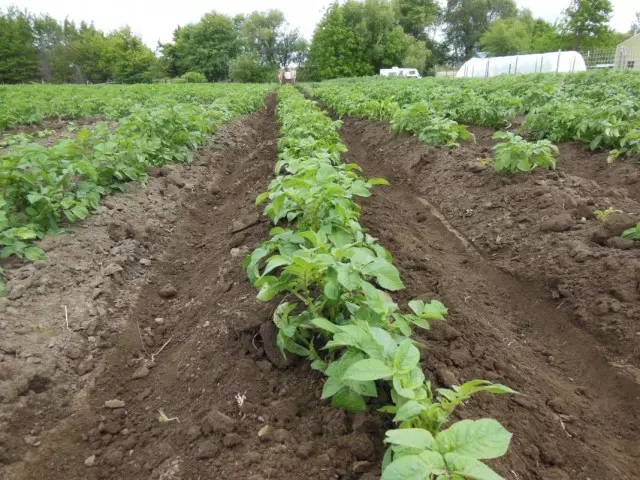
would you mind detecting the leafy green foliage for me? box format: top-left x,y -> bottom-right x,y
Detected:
392,103 -> 473,147
492,131 -> 558,173
622,223 -> 640,240
246,86 -> 514,480
181,71 -> 208,83
0,83 -> 269,293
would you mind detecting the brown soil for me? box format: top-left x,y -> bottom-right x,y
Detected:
1,98 -> 386,480
3,96 -> 640,480
340,116 -> 640,479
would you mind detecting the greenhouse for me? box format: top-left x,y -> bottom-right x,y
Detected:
456,51 -> 587,78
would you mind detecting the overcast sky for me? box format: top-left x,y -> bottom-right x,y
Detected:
4,0 -> 637,48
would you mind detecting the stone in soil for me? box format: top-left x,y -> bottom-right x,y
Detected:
204,408 -> 237,434
104,399 -> 125,409
84,455 -> 96,467
158,284 -> 178,298
130,365 -> 150,380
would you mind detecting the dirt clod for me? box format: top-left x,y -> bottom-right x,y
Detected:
260,322 -> 294,369
158,284 -> 178,298
130,365 -> 150,380
104,399 -> 125,409
204,409 -> 237,434
540,214 -> 574,232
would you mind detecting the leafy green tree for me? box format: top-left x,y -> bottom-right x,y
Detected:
305,2 -> 374,79
229,53 -> 273,82
0,7 -> 38,83
108,27 -> 156,83
561,0 -> 614,50
443,0 -> 518,59
392,0 -> 439,38
403,36 -> 431,71
276,31 -> 309,68
480,18 -> 531,55
237,10 -> 285,66
162,12 -> 239,81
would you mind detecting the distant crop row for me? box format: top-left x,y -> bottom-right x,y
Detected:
306,70 -> 640,161
0,84 -> 255,131
0,84 -> 269,293
246,85 -> 515,479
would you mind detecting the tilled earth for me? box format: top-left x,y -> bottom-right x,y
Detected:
1,98 -> 639,480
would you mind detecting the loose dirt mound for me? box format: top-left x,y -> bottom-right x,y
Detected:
341,117 -> 640,479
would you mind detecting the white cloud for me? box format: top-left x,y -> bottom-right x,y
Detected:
3,0 -> 636,49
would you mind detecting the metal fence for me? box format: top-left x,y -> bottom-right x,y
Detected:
435,46 -> 640,77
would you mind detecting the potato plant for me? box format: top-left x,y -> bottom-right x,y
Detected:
246,86 -> 515,479
492,131 -> 559,173
307,70 -> 640,160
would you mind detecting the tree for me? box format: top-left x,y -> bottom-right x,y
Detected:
161,12 -> 239,81
480,18 -> 530,56
392,0 -> 439,38
228,53 -> 272,82
443,0 -> 518,60
0,7 -> 38,83
306,0 -> 434,80
276,31 -> 308,68
403,36 -> 431,71
561,0 -> 613,50
108,27 -> 156,83
238,10 -> 285,66
632,12 -> 640,35
305,2 -> 374,79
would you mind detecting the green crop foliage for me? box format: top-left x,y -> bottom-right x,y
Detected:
622,223 -> 640,240
392,103 -> 474,148
0,83 -> 270,293
246,85 -> 515,480
492,131 -> 558,173
305,70 -> 640,159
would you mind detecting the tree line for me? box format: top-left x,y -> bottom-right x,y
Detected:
1,1 -> 637,84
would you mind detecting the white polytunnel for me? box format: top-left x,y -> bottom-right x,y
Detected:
455,51 -> 588,78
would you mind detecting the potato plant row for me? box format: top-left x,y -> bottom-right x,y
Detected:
0,84 -> 270,294
306,70 -> 640,161
245,85 -> 515,479
0,83 -> 254,131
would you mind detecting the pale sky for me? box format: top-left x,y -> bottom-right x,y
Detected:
4,0 -> 638,48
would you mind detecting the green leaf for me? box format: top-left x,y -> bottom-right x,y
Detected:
71,205 -> 90,220
444,453 -> 503,480
393,340 -> 420,374
382,451 -> 445,480
311,317 -> 339,333
362,260 -> 404,291
321,377 -> 344,399
436,419 -> 512,460
343,358 -> 393,381
23,247 -> 46,261
394,400 -> 425,422
331,388 -> 366,413
255,191 -> 269,205
385,428 -> 436,450
368,177 -> 390,185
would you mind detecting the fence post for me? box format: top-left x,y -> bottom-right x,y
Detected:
514,56 -> 518,74
540,55 -> 544,72
556,50 -> 561,72
509,63 -> 511,75
485,59 -> 490,78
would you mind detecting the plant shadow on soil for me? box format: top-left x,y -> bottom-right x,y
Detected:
2,97 -> 640,480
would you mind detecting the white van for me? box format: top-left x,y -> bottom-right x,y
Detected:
379,66 -> 421,78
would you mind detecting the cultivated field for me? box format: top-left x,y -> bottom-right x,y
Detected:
0,72 -> 639,480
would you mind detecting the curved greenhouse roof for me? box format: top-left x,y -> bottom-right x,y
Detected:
456,51 -> 587,78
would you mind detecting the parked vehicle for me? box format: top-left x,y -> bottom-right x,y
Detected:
379,66 -> 421,78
